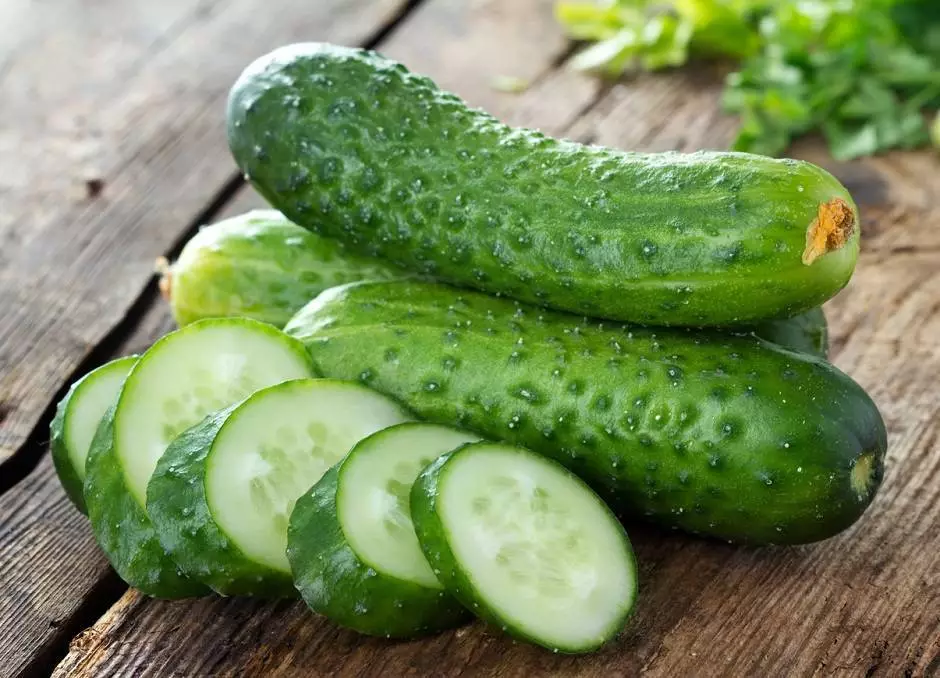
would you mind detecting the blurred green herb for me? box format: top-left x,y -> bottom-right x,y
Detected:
555,0 -> 940,158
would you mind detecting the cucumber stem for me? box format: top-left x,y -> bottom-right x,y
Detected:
155,256 -> 173,301
802,198 -> 855,265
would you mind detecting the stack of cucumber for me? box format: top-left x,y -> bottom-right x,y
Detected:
51,43 -> 887,654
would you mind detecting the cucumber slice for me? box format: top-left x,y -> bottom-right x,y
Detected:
410,442 -> 638,654
148,379 -> 412,597
288,423 -> 476,637
50,356 -> 138,513
84,318 -> 314,598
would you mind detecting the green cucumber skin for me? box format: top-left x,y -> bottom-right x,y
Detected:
167,211 -> 828,355
288,464 -> 470,638
146,407 -> 295,599
84,407 -> 209,599
752,306 -> 828,359
50,356 -> 139,514
229,43 -> 859,327
167,210 -> 399,327
410,444 -> 637,654
285,280 -> 887,545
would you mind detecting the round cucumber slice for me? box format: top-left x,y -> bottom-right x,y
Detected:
149,379 -> 412,597
410,442 -> 638,654
50,355 -> 138,513
288,423 -> 476,637
84,318 -> 314,598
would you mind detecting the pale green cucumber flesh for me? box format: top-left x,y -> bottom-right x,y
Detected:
148,379 -> 411,596
411,442 -> 637,653
85,318 -> 313,595
50,355 -> 138,513
229,43 -> 859,326
337,422 -> 479,588
167,209 -> 399,327
288,424 -> 475,638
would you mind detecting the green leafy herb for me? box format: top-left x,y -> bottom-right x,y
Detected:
556,0 -> 940,158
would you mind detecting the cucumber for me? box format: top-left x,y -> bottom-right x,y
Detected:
228,43 -> 859,327
84,318 -> 314,598
288,422 -> 476,637
284,280 -> 887,545
410,441 -> 638,653
159,209 -> 399,328
50,356 -> 138,513
159,211 -> 829,357
147,378 -> 412,597
752,306 -> 828,359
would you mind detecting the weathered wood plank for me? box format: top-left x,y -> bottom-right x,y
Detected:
0,301 -> 175,678
0,0 -> 410,467
48,3 -> 940,678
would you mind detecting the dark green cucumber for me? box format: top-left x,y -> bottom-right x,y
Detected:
147,378 -> 411,597
285,280 -> 887,545
50,355 -> 138,513
751,306 -> 828,359
160,209 -> 399,327
161,210 -> 828,355
411,441 -> 637,653
288,423 -> 475,637
229,43 -> 860,326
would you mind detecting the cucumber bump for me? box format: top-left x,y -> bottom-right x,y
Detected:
229,43 -> 859,326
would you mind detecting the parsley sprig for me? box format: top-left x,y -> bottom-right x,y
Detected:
556,0 -> 940,158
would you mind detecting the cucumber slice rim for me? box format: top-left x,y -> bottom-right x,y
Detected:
203,378 -> 414,574
336,422 -> 480,589
425,441 -> 638,653
113,317 -> 313,508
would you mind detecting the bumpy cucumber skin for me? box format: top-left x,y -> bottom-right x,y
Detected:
229,43 -> 859,327
50,356 -> 139,514
146,407 -> 295,598
285,280 -> 887,545
167,210 -> 399,327
410,444 -> 637,654
84,407 -> 209,599
288,464 -> 470,638
752,307 -> 828,359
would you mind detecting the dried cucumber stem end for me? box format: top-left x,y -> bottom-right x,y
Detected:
850,451 -> 880,502
155,256 -> 172,301
802,198 -> 856,265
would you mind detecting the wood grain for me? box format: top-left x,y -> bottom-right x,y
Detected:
0,0 -> 409,466
48,1 -> 940,677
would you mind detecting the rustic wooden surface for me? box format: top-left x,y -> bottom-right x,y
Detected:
1,0 -> 938,676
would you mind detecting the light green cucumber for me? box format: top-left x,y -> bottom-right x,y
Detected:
147,378 -> 412,597
50,356 -> 138,513
84,318 -> 314,598
411,441 -> 638,653
160,209 -> 399,327
228,43 -> 859,327
288,422 -> 476,637
751,306 -> 828,359
285,280 -> 887,545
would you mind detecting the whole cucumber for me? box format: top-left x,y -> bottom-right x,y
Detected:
229,43 -> 859,327
284,280 -> 886,545
159,211 -> 830,358
159,210 -> 399,327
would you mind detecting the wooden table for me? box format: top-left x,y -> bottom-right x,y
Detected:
2,0 -> 938,675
